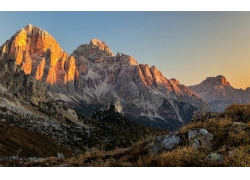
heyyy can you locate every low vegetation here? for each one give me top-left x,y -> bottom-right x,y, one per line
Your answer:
0,121 -> 71,158
89,104 -> 167,150
1,104 -> 250,166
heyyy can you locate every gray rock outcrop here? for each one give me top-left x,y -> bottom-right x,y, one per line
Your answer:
188,128 -> 213,150
146,131 -> 181,154
206,153 -> 223,163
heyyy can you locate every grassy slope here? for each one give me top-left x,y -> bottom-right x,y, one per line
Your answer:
1,104 -> 250,166
0,121 -> 71,158
25,104 -> 250,167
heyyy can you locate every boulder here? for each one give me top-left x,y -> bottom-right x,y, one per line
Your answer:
147,131 -> 181,154
57,153 -> 65,159
206,153 -> 223,163
231,122 -> 247,132
161,131 -> 181,149
228,147 -> 237,158
188,128 -> 213,150
0,119 -> 6,122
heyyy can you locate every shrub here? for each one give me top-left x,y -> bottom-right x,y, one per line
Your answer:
225,104 -> 250,122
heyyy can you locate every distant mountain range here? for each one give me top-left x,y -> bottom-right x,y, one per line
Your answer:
189,75 -> 250,112
0,24 -> 210,130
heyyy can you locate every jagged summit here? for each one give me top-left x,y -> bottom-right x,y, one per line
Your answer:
23,24 -> 49,35
0,24 -> 210,130
189,75 -> 250,112
72,38 -> 114,59
71,37 -> 209,129
203,75 -> 230,86
89,38 -> 114,56
0,24 -> 78,94
170,78 -> 180,84
90,38 -> 105,46
25,23 -> 33,28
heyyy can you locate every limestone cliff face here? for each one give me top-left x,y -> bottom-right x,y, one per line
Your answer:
0,24 -> 82,123
0,24 -> 80,94
0,55 -> 50,107
71,39 -> 210,129
0,24 -> 210,130
189,75 -> 250,112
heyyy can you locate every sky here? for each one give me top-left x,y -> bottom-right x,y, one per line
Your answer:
1,11 -> 250,89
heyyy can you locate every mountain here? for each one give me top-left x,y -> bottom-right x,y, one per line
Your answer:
0,24 -> 210,130
70,39 -> 210,130
0,24 -> 79,94
189,75 -> 250,112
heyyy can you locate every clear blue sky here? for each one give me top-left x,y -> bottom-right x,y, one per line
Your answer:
1,11 -> 250,89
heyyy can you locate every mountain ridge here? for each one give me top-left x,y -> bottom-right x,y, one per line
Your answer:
0,24 -> 210,130
189,75 -> 250,112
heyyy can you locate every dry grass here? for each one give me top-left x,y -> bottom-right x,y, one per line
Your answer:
0,121 -> 71,158
155,147 -> 206,167
21,113 -> 250,167
179,121 -> 203,134
218,118 -> 233,127
136,147 -> 207,167
223,146 -> 250,166
66,147 -> 130,166
66,149 -> 105,166
137,154 -> 154,167
227,131 -> 250,146
225,104 -> 250,122
3,104 -> 250,167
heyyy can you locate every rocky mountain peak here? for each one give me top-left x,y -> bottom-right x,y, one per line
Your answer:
0,24 -> 79,94
89,38 -> 105,47
170,78 -> 180,85
72,38 -> 114,61
26,23 -> 33,28
149,65 -> 164,78
216,75 -> 230,86
23,24 -> 50,38
89,38 -> 114,57
189,75 -> 250,112
119,53 -> 138,66
203,75 -> 230,86
24,23 -> 34,30
0,24 -> 210,131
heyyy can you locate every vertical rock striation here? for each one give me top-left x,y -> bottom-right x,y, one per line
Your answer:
0,24 -> 80,94
0,24 -> 210,130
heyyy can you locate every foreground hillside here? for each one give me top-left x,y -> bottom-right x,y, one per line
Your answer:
1,103 -> 250,167
0,101 -> 165,165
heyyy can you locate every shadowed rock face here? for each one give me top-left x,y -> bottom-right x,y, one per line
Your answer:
0,24 -> 210,130
189,75 -> 250,112
0,56 -> 50,107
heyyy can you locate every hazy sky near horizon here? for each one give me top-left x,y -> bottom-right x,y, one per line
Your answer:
0,11 -> 250,89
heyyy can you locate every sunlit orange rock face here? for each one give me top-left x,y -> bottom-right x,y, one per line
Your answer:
0,25 -> 211,130
0,24 -> 78,93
